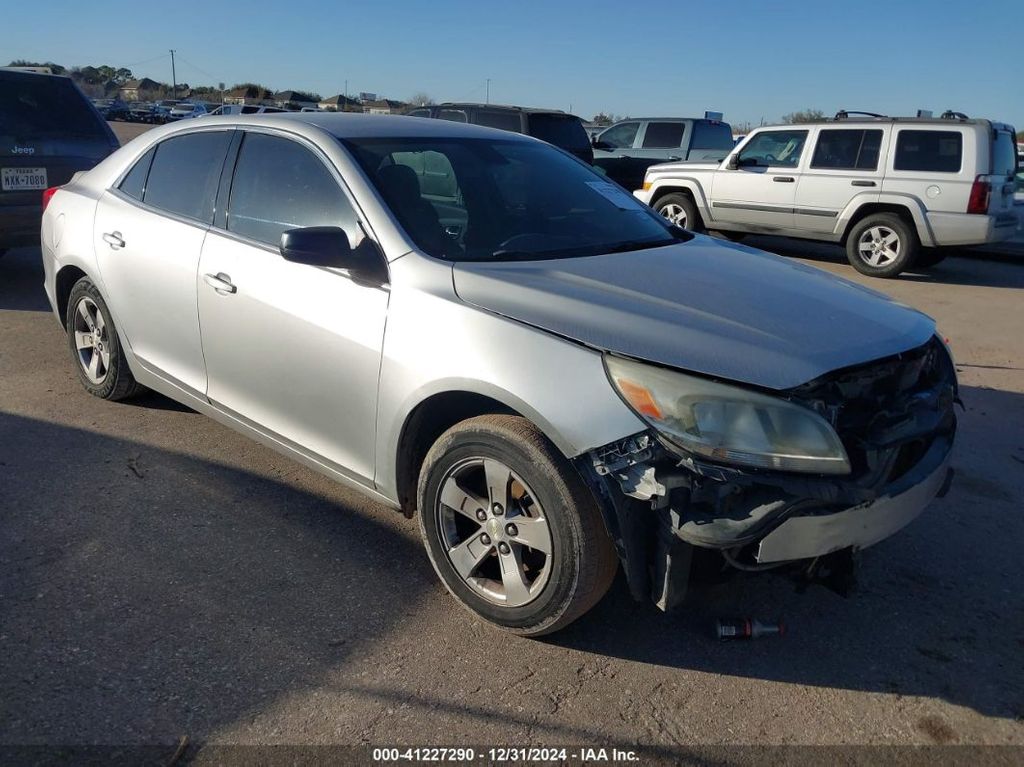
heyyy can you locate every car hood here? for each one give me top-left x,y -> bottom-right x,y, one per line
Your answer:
452,236 -> 936,390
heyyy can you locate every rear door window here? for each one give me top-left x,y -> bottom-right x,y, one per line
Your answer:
473,110 -> 523,133
437,109 -> 468,123
811,129 -> 884,170
894,130 -> 962,173
0,74 -> 108,140
226,132 -> 359,248
143,131 -> 232,223
641,122 -> 685,149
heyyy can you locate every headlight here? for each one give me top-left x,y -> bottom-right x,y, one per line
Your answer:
605,356 -> 851,475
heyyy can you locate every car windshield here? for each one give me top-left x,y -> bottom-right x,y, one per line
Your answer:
0,76 -> 108,138
343,137 -> 685,262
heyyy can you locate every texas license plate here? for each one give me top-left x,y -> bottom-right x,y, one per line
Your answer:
1,167 -> 48,191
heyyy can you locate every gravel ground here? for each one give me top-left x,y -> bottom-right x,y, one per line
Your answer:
0,133 -> 1022,756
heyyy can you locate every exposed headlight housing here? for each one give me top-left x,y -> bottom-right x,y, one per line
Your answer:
605,356 -> 851,475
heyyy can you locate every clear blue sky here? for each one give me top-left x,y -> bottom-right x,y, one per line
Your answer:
9,0 -> 1022,126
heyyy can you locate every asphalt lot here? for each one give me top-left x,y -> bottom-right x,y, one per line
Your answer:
0,122 -> 1022,754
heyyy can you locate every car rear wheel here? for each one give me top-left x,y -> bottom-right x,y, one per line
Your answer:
417,415 -> 618,636
846,213 -> 918,278
66,278 -> 146,401
654,193 -> 704,232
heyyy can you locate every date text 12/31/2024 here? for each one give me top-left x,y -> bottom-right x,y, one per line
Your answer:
372,746 -> 640,762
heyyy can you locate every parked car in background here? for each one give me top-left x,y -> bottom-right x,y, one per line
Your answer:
93,98 -> 131,121
405,102 -> 593,164
637,112 -> 1019,277
167,102 -> 208,121
207,104 -> 288,116
128,102 -> 156,123
41,114 -> 957,635
592,115 -> 734,191
0,68 -> 118,256
151,100 -> 182,124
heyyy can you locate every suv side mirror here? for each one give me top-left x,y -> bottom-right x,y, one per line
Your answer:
725,155 -> 740,170
592,138 -> 612,150
280,226 -> 387,282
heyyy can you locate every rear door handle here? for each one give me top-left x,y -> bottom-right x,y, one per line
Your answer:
203,272 -> 236,295
102,231 -> 125,249
851,180 -> 877,187
773,176 -> 795,183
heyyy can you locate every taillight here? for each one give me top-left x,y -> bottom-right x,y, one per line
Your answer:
967,176 -> 991,214
41,186 -> 61,212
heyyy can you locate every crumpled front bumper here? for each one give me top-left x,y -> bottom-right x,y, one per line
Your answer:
754,436 -> 953,563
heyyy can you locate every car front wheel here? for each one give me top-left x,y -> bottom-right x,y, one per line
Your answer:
66,277 -> 145,401
417,415 -> 618,636
654,193 -> 704,232
846,213 -> 918,278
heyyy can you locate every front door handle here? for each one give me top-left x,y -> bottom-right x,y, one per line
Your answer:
102,231 -> 125,249
851,180 -> 877,187
773,176 -> 795,183
203,272 -> 236,295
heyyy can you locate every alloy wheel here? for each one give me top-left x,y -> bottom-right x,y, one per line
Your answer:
73,297 -> 110,384
858,225 -> 901,267
659,202 -> 688,228
435,457 -> 553,607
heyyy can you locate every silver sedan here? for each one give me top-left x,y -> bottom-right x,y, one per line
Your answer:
40,114 -> 957,634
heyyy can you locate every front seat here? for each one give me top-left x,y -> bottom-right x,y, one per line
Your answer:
376,164 -> 449,255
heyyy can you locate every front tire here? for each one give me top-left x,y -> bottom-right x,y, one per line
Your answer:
65,278 -> 145,401
846,213 -> 918,278
417,415 -> 618,636
654,193 -> 704,233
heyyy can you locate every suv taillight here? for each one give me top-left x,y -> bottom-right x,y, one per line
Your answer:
967,176 -> 991,214
41,186 -> 61,212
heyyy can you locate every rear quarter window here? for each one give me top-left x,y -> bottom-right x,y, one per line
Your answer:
690,121 -> 734,151
894,130 -> 962,173
528,114 -> 590,153
118,147 -> 155,201
642,122 -> 686,149
473,110 -> 523,133
991,130 -> 1017,177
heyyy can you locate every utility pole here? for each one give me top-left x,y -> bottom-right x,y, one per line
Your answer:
169,49 -> 177,100
485,78 -> 490,104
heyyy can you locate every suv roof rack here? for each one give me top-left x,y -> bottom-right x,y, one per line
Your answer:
833,110 -> 888,121
940,110 -> 970,120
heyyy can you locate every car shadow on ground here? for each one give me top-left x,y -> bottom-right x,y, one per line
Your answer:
742,236 -> 1024,290
551,383 -> 1024,721
0,247 -> 52,312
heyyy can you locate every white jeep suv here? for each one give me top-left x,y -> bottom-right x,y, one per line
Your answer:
635,112 -> 1019,277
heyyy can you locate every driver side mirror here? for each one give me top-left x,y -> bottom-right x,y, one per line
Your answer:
725,155 -> 740,170
592,137 -> 612,150
280,226 -> 387,283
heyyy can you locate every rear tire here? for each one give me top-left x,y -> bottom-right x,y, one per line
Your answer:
654,193 -> 705,233
65,278 -> 146,401
417,415 -> 618,636
846,213 -> 918,278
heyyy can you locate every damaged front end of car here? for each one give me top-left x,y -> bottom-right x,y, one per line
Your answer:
576,335 -> 958,610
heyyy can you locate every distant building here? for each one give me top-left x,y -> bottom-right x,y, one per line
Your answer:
361,98 -> 406,115
273,90 -> 319,110
119,78 -> 160,101
358,92 -> 377,102
318,94 -> 361,112
223,85 -> 274,105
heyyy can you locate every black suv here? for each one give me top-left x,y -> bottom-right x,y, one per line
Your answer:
0,69 -> 118,255
405,103 -> 594,164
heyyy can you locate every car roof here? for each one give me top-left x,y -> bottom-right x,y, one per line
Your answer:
757,117 -> 1008,130
436,102 -> 571,115
171,111 -> 540,142
606,117 -> 711,123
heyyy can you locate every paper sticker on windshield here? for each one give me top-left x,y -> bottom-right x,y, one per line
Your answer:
586,181 -> 646,210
